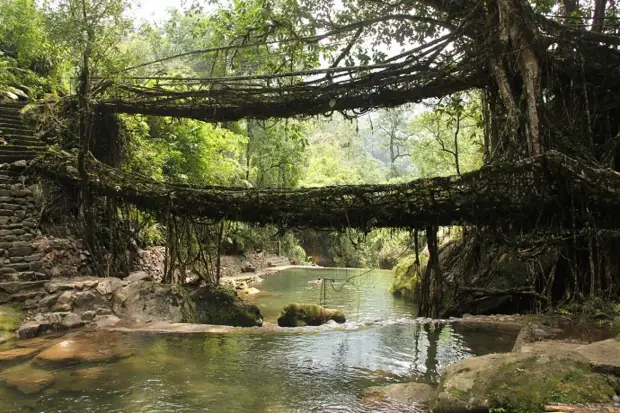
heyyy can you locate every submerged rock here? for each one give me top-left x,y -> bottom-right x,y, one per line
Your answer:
190,285 -> 263,327
112,280 -> 196,323
277,303 -> 346,327
360,382 -> 435,407
33,336 -> 134,368
432,351 -> 615,413
0,347 -> 40,363
0,363 -> 55,395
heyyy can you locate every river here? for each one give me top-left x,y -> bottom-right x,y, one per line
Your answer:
0,268 -> 517,412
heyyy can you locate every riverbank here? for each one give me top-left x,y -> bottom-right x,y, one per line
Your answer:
361,314 -> 620,413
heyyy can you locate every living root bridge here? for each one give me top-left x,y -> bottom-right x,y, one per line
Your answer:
29,150 -> 620,230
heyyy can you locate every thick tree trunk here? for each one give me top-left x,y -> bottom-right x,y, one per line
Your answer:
493,0 -> 542,156
591,0 -> 607,32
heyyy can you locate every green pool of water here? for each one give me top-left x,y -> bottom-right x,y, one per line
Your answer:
0,268 -> 518,413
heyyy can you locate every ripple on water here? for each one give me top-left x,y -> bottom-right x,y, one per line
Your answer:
0,269 -> 517,412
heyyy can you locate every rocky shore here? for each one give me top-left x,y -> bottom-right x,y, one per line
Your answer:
360,314 -> 620,413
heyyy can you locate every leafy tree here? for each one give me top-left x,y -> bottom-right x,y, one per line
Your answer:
409,93 -> 484,178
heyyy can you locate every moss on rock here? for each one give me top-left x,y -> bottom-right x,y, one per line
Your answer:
0,305 -> 24,334
189,285 -> 263,327
432,352 -> 615,413
277,303 -> 345,327
390,254 -> 424,300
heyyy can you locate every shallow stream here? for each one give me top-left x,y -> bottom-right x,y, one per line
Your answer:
0,268 -> 517,412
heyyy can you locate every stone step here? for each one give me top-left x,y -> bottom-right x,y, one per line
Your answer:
0,281 -> 46,295
0,132 -> 35,140
3,138 -> 46,147
0,112 -> 22,122
0,144 -> 45,152
0,154 -> 40,162
0,123 -> 32,133
0,120 -> 28,129
0,106 -> 25,116
0,148 -> 46,157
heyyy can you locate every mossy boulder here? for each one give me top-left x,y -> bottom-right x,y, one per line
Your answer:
0,305 -> 24,334
390,254 -> 424,300
277,303 -> 345,327
611,316 -> 620,337
432,352 -> 615,413
189,285 -> 263,327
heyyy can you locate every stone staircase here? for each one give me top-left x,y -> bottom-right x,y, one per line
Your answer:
0,102 -> 49,309
266,255 -> 290,268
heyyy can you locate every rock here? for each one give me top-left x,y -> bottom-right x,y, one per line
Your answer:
61,312 -> 85,329
81,311 -> 96,321
33,335 -> 133,368
0,347 -> 40,363
0,364 -> 55,395
360,382 -> 435,407
277,303 -> 345,327
240,262 -> 256,273
244,287 -> 260,295
94,314 -> 121,328
576,339 -> 620,375
190,285 -> 263,327
432,352 -> 615,413
6,86 -> 28,100
17,321 -> 42,339
112,280 -> 196,323
52,290 -> 74,312
95,278 -> 123,297
124,271 -> 153,282
73,291 -> 98,308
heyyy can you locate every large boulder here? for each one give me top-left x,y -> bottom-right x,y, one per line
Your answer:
112,280 -> 196,323
432,351 -> 615,413
277,303 -> 345,327
189,285 -> 263,327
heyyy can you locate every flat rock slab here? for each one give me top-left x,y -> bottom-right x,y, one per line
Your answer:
0,347 -> 40,363
520,338 -> 620,375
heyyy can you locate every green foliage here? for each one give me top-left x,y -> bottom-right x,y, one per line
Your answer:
144,117 -> 247,185
409,92 -> 484,177
0,0 -> 64,94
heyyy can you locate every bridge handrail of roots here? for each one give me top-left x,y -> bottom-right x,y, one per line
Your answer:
26,149 -> 620,231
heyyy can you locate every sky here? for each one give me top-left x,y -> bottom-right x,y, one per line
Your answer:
132,0 -> 186,23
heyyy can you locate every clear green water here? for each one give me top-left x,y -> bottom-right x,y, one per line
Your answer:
0,268 -> 517,413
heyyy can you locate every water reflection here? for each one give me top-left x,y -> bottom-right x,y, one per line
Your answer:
0,269 -> 516,413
